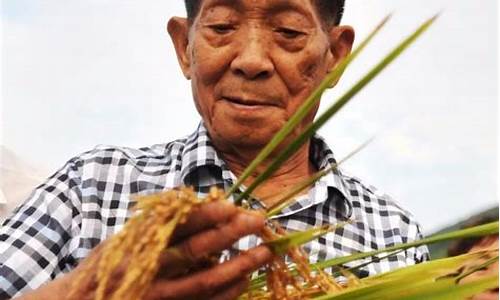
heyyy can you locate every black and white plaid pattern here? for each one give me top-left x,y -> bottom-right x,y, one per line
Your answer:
0,123 -> 429,298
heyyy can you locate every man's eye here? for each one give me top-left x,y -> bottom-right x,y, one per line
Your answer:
208,24 -> 235,34
275,28 -> 304,39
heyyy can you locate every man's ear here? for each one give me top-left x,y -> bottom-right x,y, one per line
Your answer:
327,25 -> 355,87
167,17 -> 191,79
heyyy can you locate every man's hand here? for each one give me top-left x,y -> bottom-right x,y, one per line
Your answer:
18,201 -> 272,300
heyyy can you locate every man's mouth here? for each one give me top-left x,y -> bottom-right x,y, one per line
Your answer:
221,96 -> 281,108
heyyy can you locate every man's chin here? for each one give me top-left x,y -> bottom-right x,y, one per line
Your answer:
209,124 -> 280,150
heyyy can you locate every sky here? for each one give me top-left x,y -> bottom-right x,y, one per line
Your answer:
0,0 -> 498,233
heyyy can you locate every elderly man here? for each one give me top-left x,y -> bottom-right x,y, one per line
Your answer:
0,0 -> 429,299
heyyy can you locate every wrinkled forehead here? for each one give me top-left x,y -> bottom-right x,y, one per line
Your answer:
197,0 -> 318,19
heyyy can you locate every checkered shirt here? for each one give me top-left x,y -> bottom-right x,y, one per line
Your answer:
0,123 -> 429,299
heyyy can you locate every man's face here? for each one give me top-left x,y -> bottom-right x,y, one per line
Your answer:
170,0 -> 353,151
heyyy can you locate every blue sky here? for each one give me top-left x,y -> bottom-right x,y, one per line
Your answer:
1,0 -> 498,233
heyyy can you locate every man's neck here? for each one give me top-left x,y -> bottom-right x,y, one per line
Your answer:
218,141 -> 316,208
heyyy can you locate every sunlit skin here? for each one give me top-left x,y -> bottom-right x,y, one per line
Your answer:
16,1 -> 355,299
169,0 -> 354,206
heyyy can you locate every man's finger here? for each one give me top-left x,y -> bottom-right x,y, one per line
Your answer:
148,246 -> 272,299
209,277 -> 249,300
176,211 -> 264,260
172,201 -> 238,242
158,211 -> 265,276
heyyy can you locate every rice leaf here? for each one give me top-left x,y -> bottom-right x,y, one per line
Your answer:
399,275 -> 498,300
235,14 -> 438,203
265,223 -> 349,255
226,14 -> 392,199
316,273 -> 498,300
311,250 -> 498,300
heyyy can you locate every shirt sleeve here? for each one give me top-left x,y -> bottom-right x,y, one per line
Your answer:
0,158 -> 83,299
405,221 -> 431,264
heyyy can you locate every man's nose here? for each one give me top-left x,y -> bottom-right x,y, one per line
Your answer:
230,30 -> 274,80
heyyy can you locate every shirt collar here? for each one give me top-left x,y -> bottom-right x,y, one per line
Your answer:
307,134 -> 354,218
179,122 -> 353,215
180,123 -> 234,187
